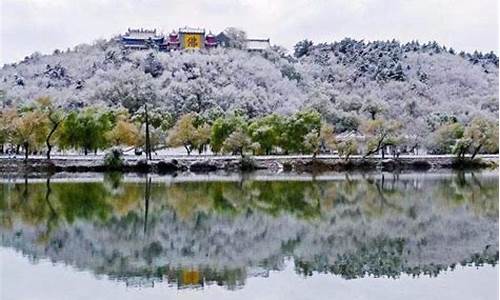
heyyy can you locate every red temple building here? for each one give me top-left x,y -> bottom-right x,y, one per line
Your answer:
204,32 -> 218,49
165,31 -> 181,51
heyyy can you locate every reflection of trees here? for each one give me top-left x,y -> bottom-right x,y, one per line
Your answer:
54,183 -> 111,223
164,181 -> 322,220
37,177 -> 59,243
245,181 -> 321,219
0,172 -> 498,288
143,175 -> 151,234
5,173 -> 494,230
295,238 -> 497,279
361,175 -> 404,217
434,172 -> 498,217
296,237 -> 407,278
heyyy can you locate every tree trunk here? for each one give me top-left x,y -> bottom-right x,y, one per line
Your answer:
184,144 -> 191,155
364,136 -> 386,158
24,142 -> 29,162
84,148 -> 88,156
144,104 -> 151,160
471,144 -> 482,160
345,153 -> 351,161
46,143 -> 52,160
45,122 -> 60,160
458,148 -> 466,159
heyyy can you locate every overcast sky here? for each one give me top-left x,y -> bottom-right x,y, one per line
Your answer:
1,0 -> 498,64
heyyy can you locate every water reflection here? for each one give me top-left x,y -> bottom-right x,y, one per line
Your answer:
0,172 -> 498,289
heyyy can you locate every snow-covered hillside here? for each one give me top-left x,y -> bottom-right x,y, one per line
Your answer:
0,38 -> 498,133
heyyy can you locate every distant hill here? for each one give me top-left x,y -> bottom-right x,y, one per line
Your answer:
0,37 -> 497,133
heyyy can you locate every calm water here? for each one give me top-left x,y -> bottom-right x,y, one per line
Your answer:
0,171 -> 498,300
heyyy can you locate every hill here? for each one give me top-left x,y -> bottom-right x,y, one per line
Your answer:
0,37 -> 498,137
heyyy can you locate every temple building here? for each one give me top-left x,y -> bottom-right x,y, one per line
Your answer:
179,27 -> 206,49
246,38 -> 271,51
121,28 -> 164,50
215,32 -> 231,47
120,27 -> 270,52
164,31 -> 181,51
204,32 -> 218,48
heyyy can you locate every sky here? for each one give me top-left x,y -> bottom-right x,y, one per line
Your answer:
0,0 -> 498,64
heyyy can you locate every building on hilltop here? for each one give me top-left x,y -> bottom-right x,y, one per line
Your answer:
121,28 -> 164,50
179,27 -> 206,50
204,32 -> 218,49
215,32 -> 271,51
120,27 -> 270,52
246,38 -> 271,51
164,30 -> 181,51
215,32 -> 231,47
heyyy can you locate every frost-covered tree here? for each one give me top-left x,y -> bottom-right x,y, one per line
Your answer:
58,109 -> 113,155
294,40 -> 313,58
361,119 -> 402,158
280,110 -> 321,154
222,128 -> 252,157
336,138 -> 358,160
248,114 -> 285,155
0,108 -> 17,153
304,123 -> 336,157
35,96 -> 65,159
362,99 -> 386,120
106,113 -> 141,148
455,117 -> 499,159
167,113 -> 211,155
303,130 -> 320,157
426,122 -> 464,155
11,110 -> 47,160
223,27 -> 247,49
211,115 -> 248,154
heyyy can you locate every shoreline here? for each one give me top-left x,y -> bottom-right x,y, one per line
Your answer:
0,154 -> 497,174
1,169 -> 498,183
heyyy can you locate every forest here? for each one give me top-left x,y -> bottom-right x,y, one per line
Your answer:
0,29 -> 498,158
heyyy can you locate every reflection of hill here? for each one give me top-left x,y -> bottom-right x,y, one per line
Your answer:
0,172 -> 498,289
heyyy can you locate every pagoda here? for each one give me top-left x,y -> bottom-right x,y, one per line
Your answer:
204,32 -> 218,48
165,30 -> 181,51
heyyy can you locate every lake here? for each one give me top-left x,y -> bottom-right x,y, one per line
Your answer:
0,171 -> 498,300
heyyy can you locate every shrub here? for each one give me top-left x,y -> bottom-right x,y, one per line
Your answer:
104,147 -> 124,169
240,156 -> 257,171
